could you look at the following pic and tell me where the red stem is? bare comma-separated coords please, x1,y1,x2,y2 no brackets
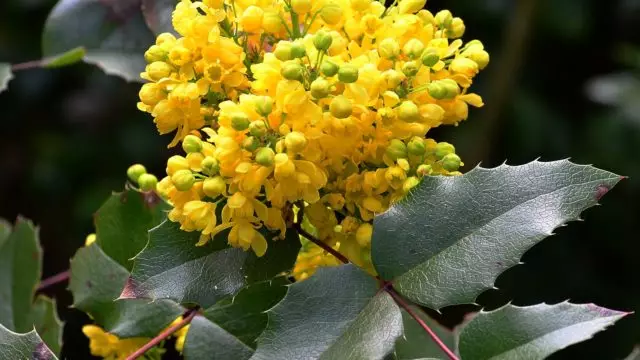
11,59,44,71
37,270,70,291
293,223,350,264
125,309,198,360
386,287,459,360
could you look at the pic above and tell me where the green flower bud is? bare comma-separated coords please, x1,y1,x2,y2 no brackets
441,153,461,171
385,139,407,161
255,95,273,116
281,62,305,81
416,164,433,177
171,169,195,191
378,38,400,59
397,101,420,122
403,39,425,59
402,61,420,77
144,45,168,63
310,78,330,99
320,1,342,24
182,134,203,153
435,9,453,28
202,156,220,175
127,164,147,183
402,176,420,193
407,137,426,155
434,142,455,160
255,147,275,166
249,121,268,137
231,113,251,131
203,176,226,197
274,42,293,61
398,0,426,15
440,78,460,98
285,131,308,153
329,95,353,118
138,173,158,191
448,17,465,38
291,42,307,59
242,136,260,151
428,81,447,99
167,155,189,175
421,49,440,67
468,50,490,70
321,61,339,77
313,30,333,51
338,64,359,83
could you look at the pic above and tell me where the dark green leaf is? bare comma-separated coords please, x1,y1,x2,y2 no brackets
121,220,300,308
0,63,12,93
95,189,169,271
252,265,403,360
0,218,41,332
69,244,183,338
42,0,155,82
393,307,454,360
44,47,87,68
142,0,178,35
372,160,622,309
31,296,63,356
183,279,288,359
458,302,628,360
0,324,57,360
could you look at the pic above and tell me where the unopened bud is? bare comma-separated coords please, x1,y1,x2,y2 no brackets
310,78,330,99
242,136,260,151
416,164,432,177
167,155,189,175
274,42,293,61
285,131,308,153
441,153,461,171
313,30,333,51
240,5,264,33
249,121,268,137
434,142,455,160
281,62,305,81
291,0,312,14
138,173,158,191
171,169,195,191
144,45,168,63
263,11,284,33
231,113,251,131
435,9,453,28
256,147,275,166
355,223,373,247
329,95,353,118
291,41,307,58
255,96,273,116
403,39,425,59
350,0,371,11
397,101,420,122
338,64,359,83
468,50,490,70
450,57,479,77
440,78,460,98
402,176,420,193
202,156,220,175
428,81,447,99
378,38,400,59
320,1,342,24
146,61,173,81
127,164,147,183
448,17,465,38
320,61,339,77
385,139,407,160
421,49,440,67
402,61,420,77
398,0,426,15
182,134,203,153
203,176,226,197
407,137,426,155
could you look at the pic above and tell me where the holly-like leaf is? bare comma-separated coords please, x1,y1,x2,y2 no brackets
251,265,403,360
183,279,288,359
31,296,62,356
372,160,622,309
0,218,41,333
457,302,629,359
42,0,155,82
121,220,300,308
95,189,169,271
392,308,454,360
69,244,183,338
0,63,13,93
0,324,57,360
141,0,178,35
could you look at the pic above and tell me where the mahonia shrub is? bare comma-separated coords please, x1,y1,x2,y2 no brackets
0,0,631,359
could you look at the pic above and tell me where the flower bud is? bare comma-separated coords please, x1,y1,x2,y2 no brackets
85,233,96,246
182,134,203,153
144,45,168,63
397,101,420,122
203,176,226,197
402,61,420,77
242,136,260,151
428,81,447,99
421,49,440,67
467,50,490,70
385,139,407,160
281,62,305,81
449,17,465,38
417,9,434,24
434,142,455,160
285,131,308,153
291,0,312,14
329,95,353,118
383,70,404,88
441,153,461,171
256,147,275,166
274,42,293,61
407,137,426,155
240,5,264,33
313,30,333,51
403,39,425,59
138,173,158,191
440,78,460,98
416,164,432,177
450,57,479,77
378,38,400,59
435,9,453,28
355,223,373,247
249,121,268,137
231,113,251,131
310,78,330,99
263,11,284,33
202,156,220,175
402,176,420,193
167,155,189,175
350,0,371,11
127,164,147,183
338,64,359,83
320,61,339,77
139,83,165,105
146,61,173,81
290,41,307,58
254,96,273,116
171,169,195,191
320,1,342,24
398,0,426,15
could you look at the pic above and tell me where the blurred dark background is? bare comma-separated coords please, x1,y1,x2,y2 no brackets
1,0,639,358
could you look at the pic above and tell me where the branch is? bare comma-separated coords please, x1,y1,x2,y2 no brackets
293,205,350,264
37,270,70,292
125,308,198,360
385,286,460,360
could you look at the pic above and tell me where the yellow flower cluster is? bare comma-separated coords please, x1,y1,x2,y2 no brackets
136,0,488,274
82,318,190,359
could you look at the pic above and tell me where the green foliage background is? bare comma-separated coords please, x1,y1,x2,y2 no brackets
0,0,638,358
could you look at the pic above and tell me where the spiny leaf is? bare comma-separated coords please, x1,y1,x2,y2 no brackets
392,307,454,360
251,265,403,360
31,296,63,356
372,160,622,309
0,324,57,360
42,0,155,82
69,244,183,338
0,63,13,93
121,220,300,308
0,218,41,333
141,0,178,35
457,302,629,360
183,279,288,359
95,189,169,271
